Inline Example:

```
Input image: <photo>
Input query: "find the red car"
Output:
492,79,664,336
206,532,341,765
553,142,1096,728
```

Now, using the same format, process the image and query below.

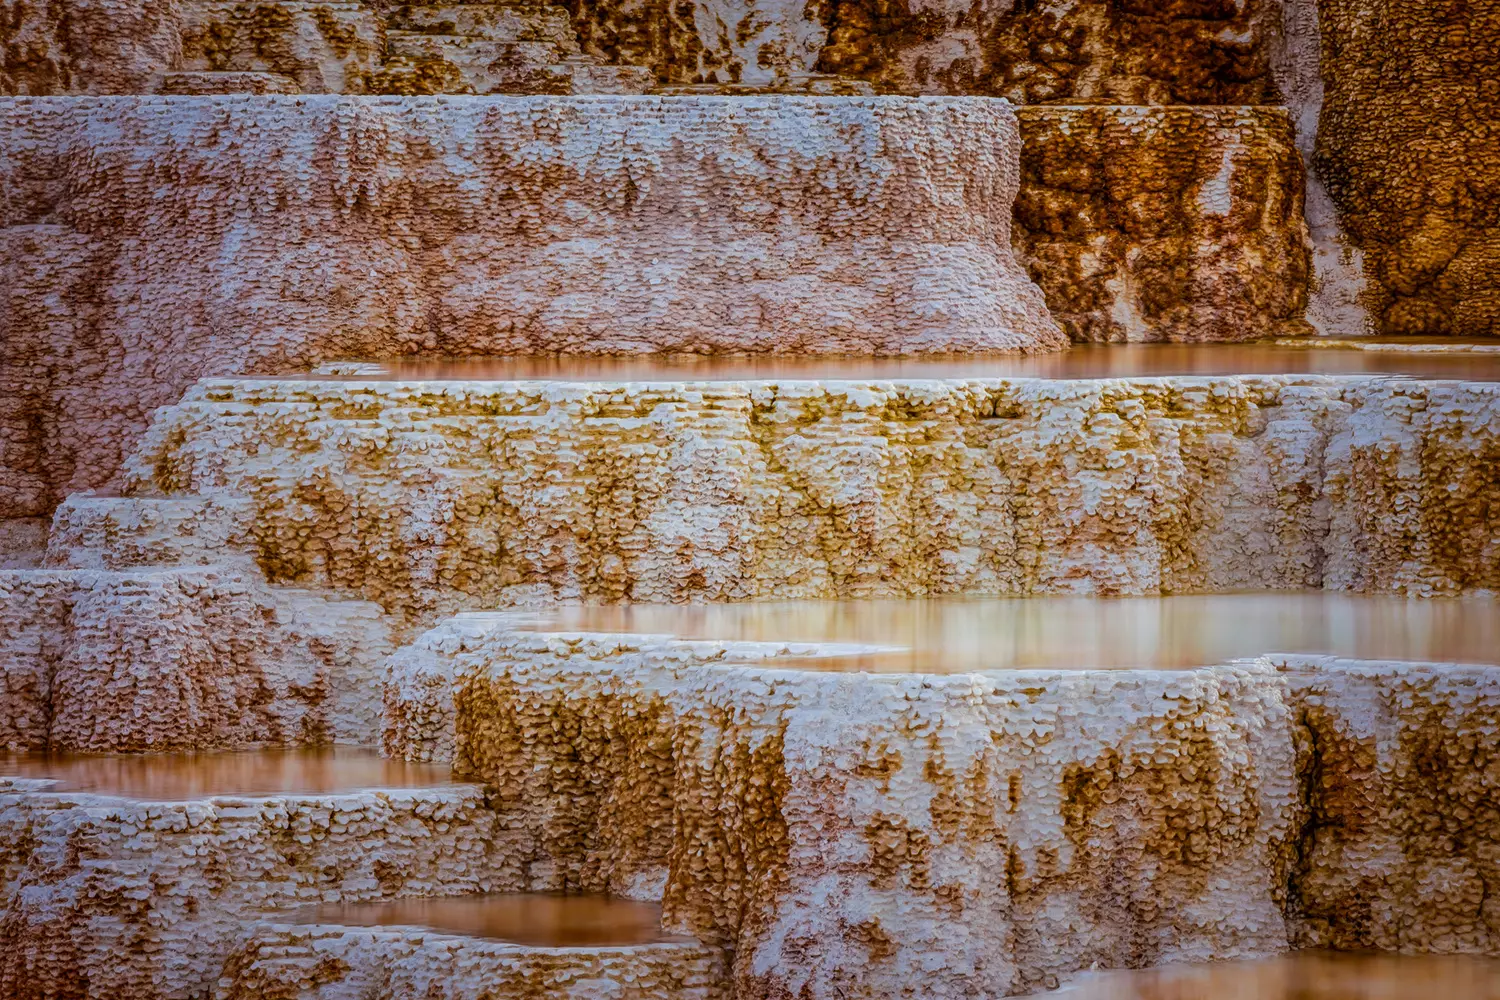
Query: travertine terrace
2,1,1499,999
0,94,1059,516
122,374,1500,615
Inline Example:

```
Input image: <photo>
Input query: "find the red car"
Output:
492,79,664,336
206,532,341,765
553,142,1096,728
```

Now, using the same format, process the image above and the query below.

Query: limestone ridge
0,95,1062,519
5,1,1493,339
126,375,1500,613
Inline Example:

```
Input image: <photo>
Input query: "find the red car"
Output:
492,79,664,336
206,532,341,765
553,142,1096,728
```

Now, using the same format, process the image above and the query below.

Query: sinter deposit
1,1,1497,997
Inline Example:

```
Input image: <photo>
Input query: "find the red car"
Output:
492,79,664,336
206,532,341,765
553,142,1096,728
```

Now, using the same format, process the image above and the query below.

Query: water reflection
281,341,1500,382
0,747,453,799
297,893,690,947
1026,952,1500,999
538,595,1500,673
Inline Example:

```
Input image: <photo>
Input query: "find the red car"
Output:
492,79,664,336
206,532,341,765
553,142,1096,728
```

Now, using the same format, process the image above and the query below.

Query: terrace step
118,373,1500,619
44,494,257,571
176,1,383,94
0,567,392,751
221,896,727,999
158,70,302,94
0,760,526,1000
378,600,1500,995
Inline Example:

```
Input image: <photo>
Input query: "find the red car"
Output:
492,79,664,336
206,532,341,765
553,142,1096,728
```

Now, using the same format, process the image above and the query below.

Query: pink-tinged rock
0,94,1063,518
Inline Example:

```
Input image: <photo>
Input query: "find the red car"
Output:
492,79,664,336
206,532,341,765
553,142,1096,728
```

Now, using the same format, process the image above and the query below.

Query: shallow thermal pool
1025,952,1500,998
533,594,1500,673
295,893,690,947
282,340,1500,382
0,747,453,799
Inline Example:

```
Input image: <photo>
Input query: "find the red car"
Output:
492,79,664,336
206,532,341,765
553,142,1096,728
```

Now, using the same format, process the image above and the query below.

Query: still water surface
538,594,1500,673
297,893,690,947
281,342,1500,382
0,747,453,799
1027,952,1500,999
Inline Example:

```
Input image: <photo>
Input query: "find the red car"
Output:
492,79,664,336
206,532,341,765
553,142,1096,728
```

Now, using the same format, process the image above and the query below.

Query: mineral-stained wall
0,94,1061,518
175,0,384,93
0,781,519,999
423,622,1299,997
557,0,1282,98
125,375,1500,619
0,565,390,751
1282,655,1500,954
1315,0,1500,337
1015,105,1311,342
0,0,1284,98
0,0,181,94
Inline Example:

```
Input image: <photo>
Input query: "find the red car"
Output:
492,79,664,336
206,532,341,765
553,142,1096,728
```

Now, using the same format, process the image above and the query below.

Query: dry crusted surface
0,566,390,751
1015,106,1311,343
1,0,1281,100
1315,0,1500,338
396,621,1301,997
1281,654,1500,954
122,375,1500,621
219,924,727,1000
0,639,1494,999
0,782,518,1000
0,94,1061,517
380,624,1500,996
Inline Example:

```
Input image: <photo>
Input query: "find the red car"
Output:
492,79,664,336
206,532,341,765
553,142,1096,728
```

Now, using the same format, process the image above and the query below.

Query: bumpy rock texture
387,615,1300,997
1015,105,1311,343
221,923,727,999
0,0,653,96
1314,0,1500,337
0,0,181,94
0,565,390,751
125,375,1500,620
376,615,1500,996
0,94,1061,518
0,0,1282,99
0,781,517,999
1283,654,1500,954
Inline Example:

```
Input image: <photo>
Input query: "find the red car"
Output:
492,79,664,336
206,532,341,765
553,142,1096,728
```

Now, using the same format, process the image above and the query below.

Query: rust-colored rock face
1283,656,1500,954
1315,0,1500,337
1,0,1283,99
0,94,1059,519
0,0,181,95
558,0,1279,97
1015,105,1311,342
816,0,1278,100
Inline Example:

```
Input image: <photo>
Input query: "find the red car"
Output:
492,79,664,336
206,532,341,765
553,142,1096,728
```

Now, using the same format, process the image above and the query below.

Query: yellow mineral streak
123,375,1500,621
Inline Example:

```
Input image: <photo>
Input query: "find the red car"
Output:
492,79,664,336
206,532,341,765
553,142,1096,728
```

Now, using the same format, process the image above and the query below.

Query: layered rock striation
121,374,1500,619
0,779,516,999
376,611,1500,995
0,94,1061,517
